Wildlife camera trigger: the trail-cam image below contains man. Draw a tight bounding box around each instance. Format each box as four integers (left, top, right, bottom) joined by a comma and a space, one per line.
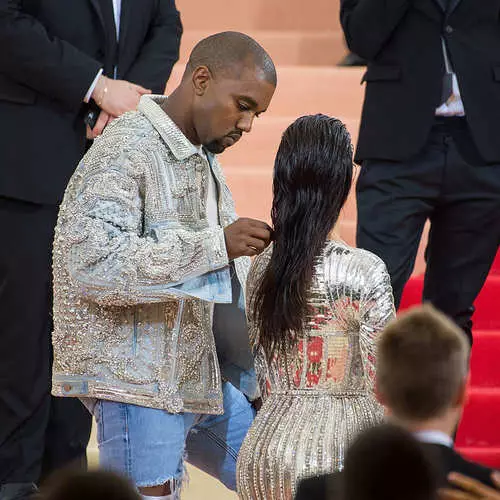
340, 0, 500, 343
295, 305, 496, 499
52, 32, 277, 499
377, 305, 496, 487
0, 2, 181, 498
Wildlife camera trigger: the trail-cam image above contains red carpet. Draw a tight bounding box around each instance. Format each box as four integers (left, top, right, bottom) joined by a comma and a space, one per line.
400, 251, 500, 468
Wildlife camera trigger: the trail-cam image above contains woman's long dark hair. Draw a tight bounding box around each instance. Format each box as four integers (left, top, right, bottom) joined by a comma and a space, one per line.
252, 114, 354, 360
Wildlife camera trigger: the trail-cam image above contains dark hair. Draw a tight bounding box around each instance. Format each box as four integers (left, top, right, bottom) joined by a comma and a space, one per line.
185, 31, 277, 86
252, 114, 353, 360
341, 424, 438, 500
40, 470, 141, 500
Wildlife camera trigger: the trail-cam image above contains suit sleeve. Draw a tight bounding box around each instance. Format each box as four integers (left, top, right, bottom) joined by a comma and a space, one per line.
0, 0, 101, 111
123, 0, 182, 94
340, 0, 413, 60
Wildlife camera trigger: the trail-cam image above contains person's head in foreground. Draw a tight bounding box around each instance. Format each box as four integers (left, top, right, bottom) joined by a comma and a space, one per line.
165, 31, 277, 154
39, 470, 140, 500
340, 423, 438, 500
376, 304, 470, 435
251, 114, 354, 360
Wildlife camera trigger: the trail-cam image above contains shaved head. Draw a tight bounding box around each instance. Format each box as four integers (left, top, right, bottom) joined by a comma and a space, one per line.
167, 31, 276, 155
184, 31, 277, 86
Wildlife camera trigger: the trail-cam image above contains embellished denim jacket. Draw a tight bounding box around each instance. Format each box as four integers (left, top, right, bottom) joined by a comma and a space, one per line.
52, 95, 256, 414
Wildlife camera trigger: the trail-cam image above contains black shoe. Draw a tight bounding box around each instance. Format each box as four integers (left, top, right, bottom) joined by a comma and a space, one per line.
337, 52, 367, 67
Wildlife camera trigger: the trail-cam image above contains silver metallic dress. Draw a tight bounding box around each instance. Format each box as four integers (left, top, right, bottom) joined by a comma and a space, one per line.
237, 240, 395, 499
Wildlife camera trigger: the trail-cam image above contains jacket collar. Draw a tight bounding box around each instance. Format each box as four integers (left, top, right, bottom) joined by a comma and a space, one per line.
138, 95, 201, 161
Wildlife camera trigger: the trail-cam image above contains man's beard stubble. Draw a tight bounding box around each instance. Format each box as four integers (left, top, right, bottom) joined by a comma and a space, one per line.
204, 139, 225, 155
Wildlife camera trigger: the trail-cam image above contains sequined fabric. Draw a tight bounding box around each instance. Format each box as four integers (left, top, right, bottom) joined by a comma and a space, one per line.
52, 95, 251, 414
237, 241, 395, 499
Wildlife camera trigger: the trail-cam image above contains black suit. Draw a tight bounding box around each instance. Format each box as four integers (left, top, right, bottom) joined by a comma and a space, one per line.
341, 0, 500, 163
423, 443, 495, 489
340, 0, 500, 342
0, 1, 181, 497
294, 443, 496, 500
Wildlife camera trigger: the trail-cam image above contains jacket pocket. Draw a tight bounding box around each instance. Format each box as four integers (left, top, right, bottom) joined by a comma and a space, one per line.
361, 66, 402, 83
0, 74, 36, 104
492, 66, 500, 82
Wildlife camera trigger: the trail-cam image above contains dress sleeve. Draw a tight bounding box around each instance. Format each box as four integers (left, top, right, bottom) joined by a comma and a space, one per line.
358, 255, 395, 392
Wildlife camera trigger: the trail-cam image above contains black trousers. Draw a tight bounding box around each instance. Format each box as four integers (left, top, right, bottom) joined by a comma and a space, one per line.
357, 118, 500, 344
0, 197, 92, 499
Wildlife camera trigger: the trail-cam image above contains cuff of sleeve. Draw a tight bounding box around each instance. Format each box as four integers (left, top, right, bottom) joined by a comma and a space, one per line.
206, 226, 229, 270
84, 68, 103, 103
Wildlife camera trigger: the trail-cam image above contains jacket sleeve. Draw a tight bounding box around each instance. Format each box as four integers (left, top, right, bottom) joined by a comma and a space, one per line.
359, 255, 396, 392
340, 0, 413, 60
123, 0, 182, 94
0, 0, 101, 110
59, 127, 229, 307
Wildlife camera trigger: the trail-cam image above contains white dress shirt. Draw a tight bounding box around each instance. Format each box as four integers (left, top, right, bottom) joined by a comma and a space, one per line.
435, 37, 465, 117
414, 430, 454, 448
195, 146, 219, 227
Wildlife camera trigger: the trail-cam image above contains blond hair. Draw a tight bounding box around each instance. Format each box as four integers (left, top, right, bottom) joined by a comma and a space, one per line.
377, 304, 469, 420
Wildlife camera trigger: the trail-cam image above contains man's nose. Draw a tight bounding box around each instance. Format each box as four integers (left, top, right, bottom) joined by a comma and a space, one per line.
238, 113, 255, 133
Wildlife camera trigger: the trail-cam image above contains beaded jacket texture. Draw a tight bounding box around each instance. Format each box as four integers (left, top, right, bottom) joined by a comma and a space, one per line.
52, 95, 252, 414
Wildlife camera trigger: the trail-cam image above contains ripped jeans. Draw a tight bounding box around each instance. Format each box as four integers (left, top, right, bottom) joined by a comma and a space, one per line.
95, 382, 255, 496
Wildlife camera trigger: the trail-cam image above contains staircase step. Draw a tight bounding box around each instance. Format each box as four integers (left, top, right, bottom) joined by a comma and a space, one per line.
176, 0, 342, 32
474, 276, 500, 329
179, 30, 346, 66
217, 117, 360, 167
469, 331, 500, 387
456, 389, 500, 448
400, 275, 500, 330
491, 251, 500, 275
456, 447, 500, 470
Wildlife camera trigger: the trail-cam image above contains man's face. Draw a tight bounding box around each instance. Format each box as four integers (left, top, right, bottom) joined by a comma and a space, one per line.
192, 63, 276, 154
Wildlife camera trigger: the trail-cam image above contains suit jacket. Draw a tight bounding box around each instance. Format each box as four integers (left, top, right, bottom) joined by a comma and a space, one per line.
424, 443, 496, 489
0, 0, 182, 204
340, 0, 500, 164
294, 443, 496, 500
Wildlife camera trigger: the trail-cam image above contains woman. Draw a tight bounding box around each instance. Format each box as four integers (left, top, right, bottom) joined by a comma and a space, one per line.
236, 115, 395, 500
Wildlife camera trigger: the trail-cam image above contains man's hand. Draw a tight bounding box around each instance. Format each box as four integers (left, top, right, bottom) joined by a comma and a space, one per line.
438, 472, 500, 500
224, 218, 273, 260
92, 75, 151, 117
86, 110, 114, 139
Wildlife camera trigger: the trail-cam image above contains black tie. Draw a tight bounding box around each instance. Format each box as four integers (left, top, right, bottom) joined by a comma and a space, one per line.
98, 0, 118, 78
440, 0, 453, 106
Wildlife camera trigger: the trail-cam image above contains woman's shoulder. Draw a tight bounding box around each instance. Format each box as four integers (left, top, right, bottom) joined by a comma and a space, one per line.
323, 240, 387, 270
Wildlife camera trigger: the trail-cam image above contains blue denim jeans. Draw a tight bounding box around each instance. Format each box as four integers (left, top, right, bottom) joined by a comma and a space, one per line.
95, 382, 255, 492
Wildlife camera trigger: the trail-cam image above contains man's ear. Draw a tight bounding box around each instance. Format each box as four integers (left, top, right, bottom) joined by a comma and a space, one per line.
192, 66, 212, 96
455, 377, 468, 409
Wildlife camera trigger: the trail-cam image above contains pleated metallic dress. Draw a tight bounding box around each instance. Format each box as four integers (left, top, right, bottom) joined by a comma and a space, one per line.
237, 240, 395, 500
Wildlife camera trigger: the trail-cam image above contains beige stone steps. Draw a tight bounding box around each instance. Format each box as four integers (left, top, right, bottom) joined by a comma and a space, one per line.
178, 29, 346, 66
176, 0, 341, 31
